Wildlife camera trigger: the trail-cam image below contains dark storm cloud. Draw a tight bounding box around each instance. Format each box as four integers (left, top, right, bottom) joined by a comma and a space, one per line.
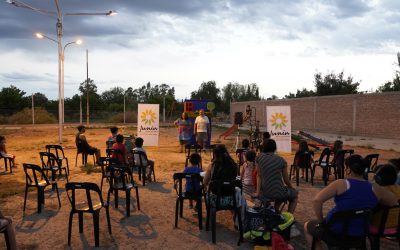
328, 0, 371, 18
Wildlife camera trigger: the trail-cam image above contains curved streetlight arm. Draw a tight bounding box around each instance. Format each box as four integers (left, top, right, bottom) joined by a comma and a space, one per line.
6, 0, 56, 16
65, 10, 117, 16
36, 33, 57, 43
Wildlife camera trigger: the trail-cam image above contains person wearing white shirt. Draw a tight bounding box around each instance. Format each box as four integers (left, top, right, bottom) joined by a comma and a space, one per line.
194, 109, 210, 150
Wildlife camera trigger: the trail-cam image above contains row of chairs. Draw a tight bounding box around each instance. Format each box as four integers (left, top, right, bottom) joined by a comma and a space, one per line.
173, 173, 243, 245
288, 147, 379, 186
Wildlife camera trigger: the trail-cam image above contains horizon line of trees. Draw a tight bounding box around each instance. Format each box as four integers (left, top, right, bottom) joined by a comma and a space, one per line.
1, 62, 399, 123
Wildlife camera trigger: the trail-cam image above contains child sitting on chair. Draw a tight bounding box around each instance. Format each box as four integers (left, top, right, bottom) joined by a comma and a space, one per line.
240, 150, 257, 196
0, 135, 16, 167
133, 137, 155, 181
183, 153, 203, 209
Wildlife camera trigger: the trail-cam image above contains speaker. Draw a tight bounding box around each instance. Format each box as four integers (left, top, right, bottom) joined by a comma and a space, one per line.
234, 112, 243, 125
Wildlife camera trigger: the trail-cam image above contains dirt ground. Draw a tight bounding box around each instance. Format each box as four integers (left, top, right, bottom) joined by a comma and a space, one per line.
0, 124, 399, 249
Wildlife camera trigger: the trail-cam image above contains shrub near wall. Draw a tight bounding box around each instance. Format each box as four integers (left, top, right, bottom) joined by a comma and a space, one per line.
7, 107, 57, 124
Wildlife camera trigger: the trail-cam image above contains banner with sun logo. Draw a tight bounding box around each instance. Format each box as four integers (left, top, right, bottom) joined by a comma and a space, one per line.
138, 104, 159, 146
266, 106, 291, 153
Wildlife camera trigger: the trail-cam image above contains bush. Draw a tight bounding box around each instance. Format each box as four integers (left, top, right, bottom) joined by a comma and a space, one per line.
105, 111, 137, 123
8, 107, 57, 124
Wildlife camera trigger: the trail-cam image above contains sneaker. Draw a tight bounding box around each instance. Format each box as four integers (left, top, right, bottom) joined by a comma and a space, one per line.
290, 224, 301, 238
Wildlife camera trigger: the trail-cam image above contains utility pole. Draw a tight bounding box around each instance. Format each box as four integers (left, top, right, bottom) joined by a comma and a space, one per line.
80, 95, 82, 124
163, 96, 166, 123
32, 93, 35, 125
86, 49, 89, 125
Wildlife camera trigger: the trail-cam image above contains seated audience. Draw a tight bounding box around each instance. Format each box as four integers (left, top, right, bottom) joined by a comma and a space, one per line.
240, 150, 257, 196
254, 139, 298, 214
370, 164, 400, 234
75, 125, 101, 165
203, 144, 238, 205
292, 140, 313, 179
106, 126, 119, 149
0, 135, 16, 167
133, 137, 155, 181
388, 158, 400, 185
237, 138, 250, 166
304, 155, 397, 250
111, 134, 128, 165
183, 153, 203, 209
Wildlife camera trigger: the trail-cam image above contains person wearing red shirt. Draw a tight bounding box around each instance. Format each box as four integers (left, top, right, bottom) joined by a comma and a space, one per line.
112, 134, 128, 165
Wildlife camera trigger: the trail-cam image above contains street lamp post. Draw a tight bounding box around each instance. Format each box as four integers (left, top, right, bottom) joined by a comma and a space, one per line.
8, 0, 116, 143
124, 92, 126, 124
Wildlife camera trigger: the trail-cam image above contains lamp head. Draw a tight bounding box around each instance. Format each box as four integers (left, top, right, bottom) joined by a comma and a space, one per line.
107, 10, 117, 16
36, 33, 44, 39
5, 0, 15, 4
76, 39, 82, 45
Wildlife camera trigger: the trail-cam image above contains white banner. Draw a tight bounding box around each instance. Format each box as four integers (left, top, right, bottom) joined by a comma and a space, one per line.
137, 104, 159, 146
266, 106, 291, 153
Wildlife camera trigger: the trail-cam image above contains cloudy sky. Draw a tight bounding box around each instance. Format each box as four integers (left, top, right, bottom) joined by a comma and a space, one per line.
1, 0, 400, 100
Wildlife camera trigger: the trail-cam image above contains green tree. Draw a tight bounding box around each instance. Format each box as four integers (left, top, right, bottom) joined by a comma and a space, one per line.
0, 85, 29, 115
378, 75, 400, 92
221, 82, 261, 113
31, 92, 48, 107
314, 71, 360, 96
285, 88, 315, 99
191, 81, 222, 112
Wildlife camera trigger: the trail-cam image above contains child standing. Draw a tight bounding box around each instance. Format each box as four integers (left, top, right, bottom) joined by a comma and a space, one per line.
240, 150, 257, 196
183, 153, 203, 209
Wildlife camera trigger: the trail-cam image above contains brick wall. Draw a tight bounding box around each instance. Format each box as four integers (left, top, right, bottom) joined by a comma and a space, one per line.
230, 92, 400, 139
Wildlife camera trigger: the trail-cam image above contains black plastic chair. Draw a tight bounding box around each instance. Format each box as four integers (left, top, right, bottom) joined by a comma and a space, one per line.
45, 144, 70, 175
106, 148, 124, 165
363, 154, 379, 180
184, 144, 203, 169
99, 157, 119, 193
39, 151, 68, 182
131, 150, 155, 186
23, 163, 61, 214
107, 165, 140, 217
311, 147, 331, 186
311, 208, 371, 250
66, 182, 111, 247
173, 173, 206, 230
205, 179, 243, 245
290, 151, 313, 186
0, 154, 13, 174
369, 202, 400, 250
75, 137, 95, 167
0, 217, 13, 250
332, 149, 354, 179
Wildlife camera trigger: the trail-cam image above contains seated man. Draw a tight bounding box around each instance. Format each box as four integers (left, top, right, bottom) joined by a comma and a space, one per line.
111, 134, 128, 165
76, 125, 101, 165
106, 126, 119, 149
133, 137, 155, 181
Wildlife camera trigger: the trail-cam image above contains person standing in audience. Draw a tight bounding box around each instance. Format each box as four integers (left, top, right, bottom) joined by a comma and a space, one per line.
174, 112, 192, 153
194, 109, 210, 151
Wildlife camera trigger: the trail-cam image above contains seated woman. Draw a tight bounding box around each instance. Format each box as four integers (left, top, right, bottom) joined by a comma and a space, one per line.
292, 140, 313, 179
254, 139, 298, 214
111, 134, 128, 165
203, 144, 238, 206
370, 164, 400, 234
304, 155, 397, 250
75, 125, 101, 165
0, 135, 17, 167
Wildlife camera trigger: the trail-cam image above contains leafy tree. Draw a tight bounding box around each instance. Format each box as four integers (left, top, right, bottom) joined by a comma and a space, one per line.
0, 85, 29, 115
378, 75, 400, 92
191, 81, 222, 112
31, 92, 48, 107
101, 87, 125, 108
221, 82, 261, 113
314, 71, 360, 96
267, 95, 278, 100
285, 88, 315, 99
